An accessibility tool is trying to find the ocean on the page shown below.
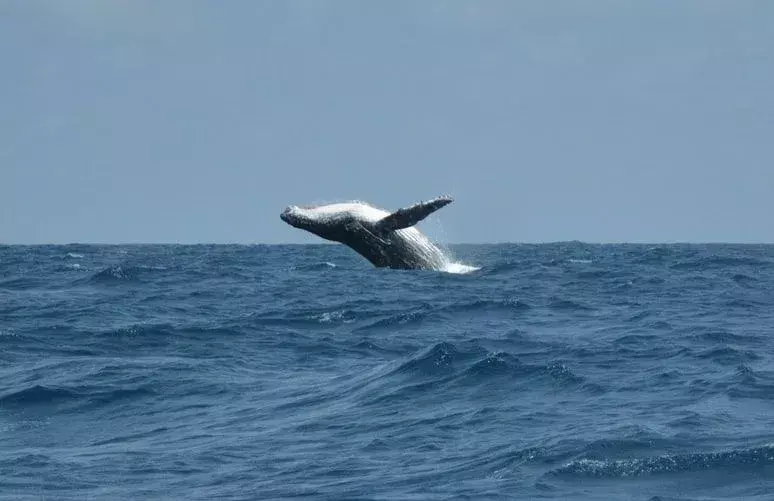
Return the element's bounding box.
[2,243,773,500]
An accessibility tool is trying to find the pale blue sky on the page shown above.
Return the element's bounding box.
[1,1,772,244]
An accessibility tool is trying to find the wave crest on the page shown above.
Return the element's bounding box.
[87,264,165,283]
[552,444,774,478]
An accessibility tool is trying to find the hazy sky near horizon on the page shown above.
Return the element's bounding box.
[2,1,773,244]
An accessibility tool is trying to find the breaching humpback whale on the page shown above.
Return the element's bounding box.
[280,196,453,270]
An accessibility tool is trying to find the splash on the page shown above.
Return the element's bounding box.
[433,244,479,274]
[441,261,480,274]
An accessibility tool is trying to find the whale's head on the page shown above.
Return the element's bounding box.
[281,204,350,241]
[280,205,312,229]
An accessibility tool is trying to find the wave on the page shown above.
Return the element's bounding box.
[0,453,55,470]
[631,245,674,264]
[385,342,585,389]
[256,298,550,339]
[548,297,593,311]
[292,262,339,272]
[0,384,153,409]
[551,444,774,478]
[686,327,756,345]
[353,299,530,333]
[475,260,524,277]
[671,255,772,271]
[460,351,527,378]
[732,273,758,284]
[96,323,174,337]
[572,269,618,280]
[0,385,79,406]
[355,343,478,408]
[391,342,471,377]
[725,298,769,309]
[727,367,774,400]
[0,277,43,290]
[462,356,584,389]
[614,333,660,346]
[695,345,760,365]
[317,310,355,324]
[626,311,651,322]
[351,309,431,332]
[251,306,368,328]
[86,264,166,283]
[54,262,85,272]
[450,298,531,312]
[459,353,584,386]
[0,327,18,337]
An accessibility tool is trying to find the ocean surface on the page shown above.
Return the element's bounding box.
[2,243,774,501]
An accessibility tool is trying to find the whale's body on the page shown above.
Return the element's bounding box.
[280,196,453,270]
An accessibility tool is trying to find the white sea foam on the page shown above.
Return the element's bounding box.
[319,310,354,324]
[442,261,480,274]
[319,311,343,323]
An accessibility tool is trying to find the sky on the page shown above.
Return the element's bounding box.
[1,0,773,244]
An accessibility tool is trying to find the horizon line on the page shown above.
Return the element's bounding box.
[2,241,774,246]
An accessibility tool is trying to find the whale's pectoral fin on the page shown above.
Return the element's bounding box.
[376,195,453,231]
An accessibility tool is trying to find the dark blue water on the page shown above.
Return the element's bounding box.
[2,244,774,500]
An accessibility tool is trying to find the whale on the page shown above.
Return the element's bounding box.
[280,196,454,270]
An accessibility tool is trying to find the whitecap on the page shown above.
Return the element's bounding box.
[318,310,354,324]
[319,311,343,323]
